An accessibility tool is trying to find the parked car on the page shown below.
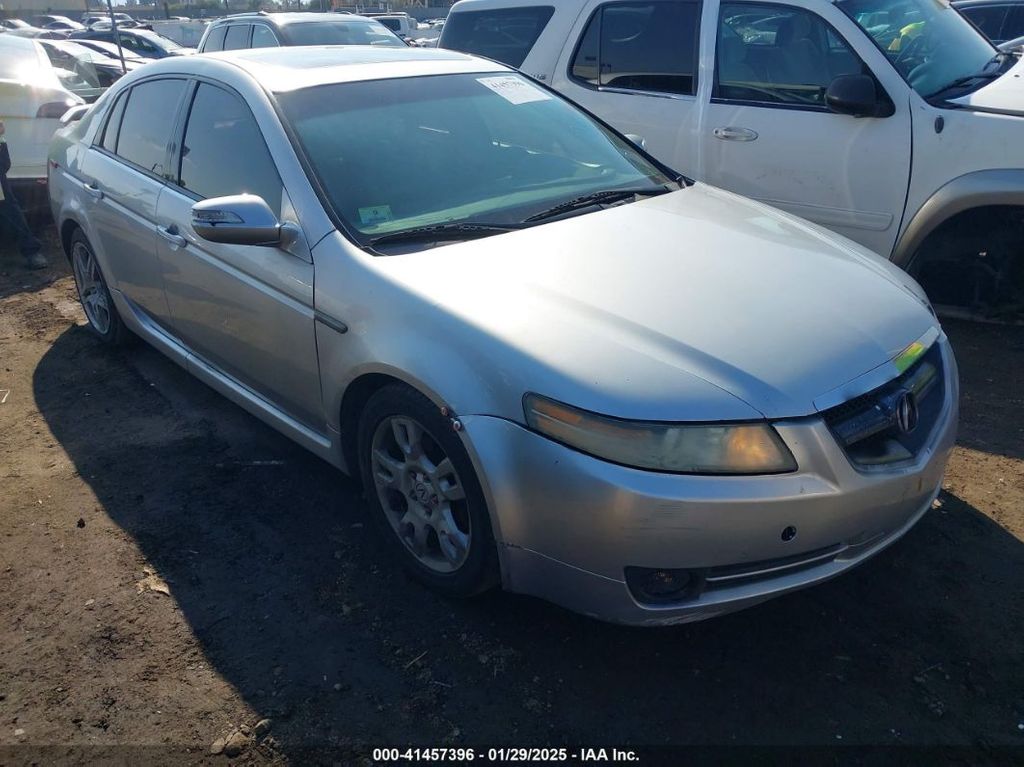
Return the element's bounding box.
[34,15,86,32]
[82,12,135,26]
[0,18,45,37]
[953,0,1024,44]
[40,39,143,91]
[48,47,956,625]
[0,34,83,207]
[441,0,1024,315]
[366,13,418,39]
[70,28,194,58]
[69,38,150,66]
[196,12,406,52]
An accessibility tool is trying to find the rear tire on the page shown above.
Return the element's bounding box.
[69,229,132,346]
[357,384,499,598]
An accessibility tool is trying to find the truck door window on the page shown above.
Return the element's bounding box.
[715,3,863,107]
[439,6,555,68]
[570,1,701,97]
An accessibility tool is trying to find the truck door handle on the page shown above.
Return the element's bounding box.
[157,225,187,249]
[713,126,759,142]
[83,182,103,200]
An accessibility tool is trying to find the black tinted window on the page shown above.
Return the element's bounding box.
[441,6,555,67]
[178,83,282,215]
[100,90,127,152]
[960,5,1009,39]
[203,25,228,52]
[1004,5,1024,39]
[116,79,186,176]
[223,24,250,50]
[571,2,701,96]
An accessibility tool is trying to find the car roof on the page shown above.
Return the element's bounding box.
[0,34,40,52]
[137,45,508,92]
[212,12,381,28]
[952,0,1018,6]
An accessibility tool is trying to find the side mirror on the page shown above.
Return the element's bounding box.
[624,133,647,150]
[191,194,282,246]
[825,74,894,118]
[60,104,90,124]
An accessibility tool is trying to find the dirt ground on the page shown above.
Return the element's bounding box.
[1,231,1022,764]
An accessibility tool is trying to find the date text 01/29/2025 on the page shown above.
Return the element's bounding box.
[372,747,641,762]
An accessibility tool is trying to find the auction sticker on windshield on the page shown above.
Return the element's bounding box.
[477,75,551,105]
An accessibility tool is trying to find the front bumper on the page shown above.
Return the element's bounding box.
[460,341,959,626]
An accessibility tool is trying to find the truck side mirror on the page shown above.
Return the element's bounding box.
[825,74,895,118]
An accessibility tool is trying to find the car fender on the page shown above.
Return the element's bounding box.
[892,168,1024,267]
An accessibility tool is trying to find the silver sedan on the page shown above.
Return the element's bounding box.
[48,47,958,625]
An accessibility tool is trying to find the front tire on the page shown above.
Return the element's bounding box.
[69,229,131,346]
[357,385,499,597]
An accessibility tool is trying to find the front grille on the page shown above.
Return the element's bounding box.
[823,342,945,467]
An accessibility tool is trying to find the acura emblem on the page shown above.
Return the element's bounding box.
[895,391,919,434]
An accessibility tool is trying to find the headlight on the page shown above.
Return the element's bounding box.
[523,394,796,475]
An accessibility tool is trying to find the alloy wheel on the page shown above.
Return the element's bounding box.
[71,240,111,335]
[370,415,471,573]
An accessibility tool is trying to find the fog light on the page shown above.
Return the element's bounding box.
[625,567,704,604]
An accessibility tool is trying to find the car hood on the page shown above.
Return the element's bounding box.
[951,55,1024,116]
[374,184,937,421]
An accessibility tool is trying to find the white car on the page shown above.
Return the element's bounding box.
[441,0,1024,315]
[0,35,84,205]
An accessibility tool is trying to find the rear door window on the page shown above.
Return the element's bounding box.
[223,24,251,50]
[115,78,187,177]
[250,24,279,48]
[570,1,702,96]
[202,25,228,52]
[440,6,555,68]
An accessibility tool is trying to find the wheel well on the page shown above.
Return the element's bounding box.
[60,219,81,260]
[338,372,411,478]
[908,205,1024,317]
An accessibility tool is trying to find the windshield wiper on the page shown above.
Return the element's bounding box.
[523,187,672,223]
[926,61,1006,99]
[369,222,522,248]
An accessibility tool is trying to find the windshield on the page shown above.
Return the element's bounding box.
[839,0,999,97]
[278,72,673,249]
[284,21,406,47]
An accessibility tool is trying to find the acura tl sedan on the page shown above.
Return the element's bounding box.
[48,47,958,625]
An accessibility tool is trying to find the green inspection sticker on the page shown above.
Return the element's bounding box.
[359,205,393,226]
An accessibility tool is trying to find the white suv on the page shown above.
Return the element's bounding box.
[441,0,1024,315]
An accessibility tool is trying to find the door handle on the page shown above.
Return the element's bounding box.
[157,225,187,249]
[712,126,759,142]
[83,182,103,200]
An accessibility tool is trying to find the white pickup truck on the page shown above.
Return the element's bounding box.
[440,0,1024,315]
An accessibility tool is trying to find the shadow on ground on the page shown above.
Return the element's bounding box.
[31,324,1024,754]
